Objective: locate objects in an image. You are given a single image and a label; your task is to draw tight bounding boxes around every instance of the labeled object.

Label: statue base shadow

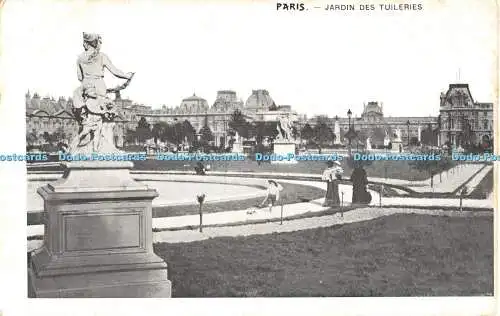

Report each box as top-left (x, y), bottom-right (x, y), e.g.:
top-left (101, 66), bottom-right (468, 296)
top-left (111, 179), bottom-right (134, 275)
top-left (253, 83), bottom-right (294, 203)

top-left (272, 141), bottom-right (297, 164)
top-left (28, 161), bottom-right (172, 298)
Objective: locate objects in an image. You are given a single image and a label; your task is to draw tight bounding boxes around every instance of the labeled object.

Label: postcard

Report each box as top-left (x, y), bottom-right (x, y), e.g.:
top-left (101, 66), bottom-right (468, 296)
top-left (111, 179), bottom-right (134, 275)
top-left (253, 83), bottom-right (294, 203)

top-left (0, 0), bottom-right (497, 315)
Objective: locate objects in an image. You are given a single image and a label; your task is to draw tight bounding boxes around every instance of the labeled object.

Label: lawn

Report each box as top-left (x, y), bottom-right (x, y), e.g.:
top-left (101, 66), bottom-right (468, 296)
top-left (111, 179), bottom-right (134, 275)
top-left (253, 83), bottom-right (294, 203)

top-left (154, 214), bottom-right (493, 297)
top-left (153, 182), bottom-right (325, 218)
top-left (133, 159), bottom-right (455, 181)
top-left (27, 154), bottom-right (460, 181)
top-left (27, 182), bottom-right (326, 226)
top-left (468, 169), bottom-right (493, 199)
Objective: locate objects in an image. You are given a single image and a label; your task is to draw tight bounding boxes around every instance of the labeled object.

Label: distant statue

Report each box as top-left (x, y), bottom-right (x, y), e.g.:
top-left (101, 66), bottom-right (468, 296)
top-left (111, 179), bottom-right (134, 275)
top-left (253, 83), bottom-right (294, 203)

top-left (383, 130), bottom-right (390, 146)
top-left (69, 32), bottom-right (134, 154)
top-left (276, 115), bottom-right (293, 141)
top-left (394, 129), bottom-right (402, 141)
top-left (234, 131), bottom-right (240, 142)
top-left (366, 137), bottom-right (372, 150)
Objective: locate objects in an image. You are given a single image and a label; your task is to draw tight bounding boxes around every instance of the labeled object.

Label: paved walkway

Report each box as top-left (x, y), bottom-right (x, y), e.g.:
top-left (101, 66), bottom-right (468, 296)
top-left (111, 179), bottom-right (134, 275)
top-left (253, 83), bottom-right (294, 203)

top-left (28, 163), bottom-right (486, 194)
top-left (27, 178), bottom-right (492, 239)
top-left (133, 163), bottom-right (485, 194)
top-left (152, 207), bottom-right (493, 244)
top-left (457, 165), bottom-right (493, 196)
top-left (27, 207), bottom-right (492, 252)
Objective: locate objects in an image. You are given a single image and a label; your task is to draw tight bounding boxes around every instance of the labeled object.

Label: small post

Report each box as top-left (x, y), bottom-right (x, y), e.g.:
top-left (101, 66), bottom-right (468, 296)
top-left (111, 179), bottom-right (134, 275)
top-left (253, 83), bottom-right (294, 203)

top-left (460, 186), bottom-right (467, 212)
top-left (197, 194), bottom-right (206, 232)
top-left (341, 191), bottom-right (344, 217)
top-left (280, 199), bottom-right (284, 225)
top-left (379, 184), bottom-right (383, 208)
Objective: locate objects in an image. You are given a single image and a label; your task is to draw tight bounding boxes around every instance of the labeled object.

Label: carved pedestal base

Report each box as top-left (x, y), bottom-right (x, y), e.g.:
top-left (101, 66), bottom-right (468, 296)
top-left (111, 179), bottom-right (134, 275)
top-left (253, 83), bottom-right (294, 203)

top-left (391, 141), bottom-right (404, 153)
top-left (28, 161), bottom-right (171, 298)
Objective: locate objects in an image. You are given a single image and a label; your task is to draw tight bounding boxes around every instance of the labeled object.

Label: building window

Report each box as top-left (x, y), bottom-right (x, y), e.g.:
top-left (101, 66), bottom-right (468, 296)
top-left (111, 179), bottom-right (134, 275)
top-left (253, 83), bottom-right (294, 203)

top-left (484, 120), bottom-right (488, 130)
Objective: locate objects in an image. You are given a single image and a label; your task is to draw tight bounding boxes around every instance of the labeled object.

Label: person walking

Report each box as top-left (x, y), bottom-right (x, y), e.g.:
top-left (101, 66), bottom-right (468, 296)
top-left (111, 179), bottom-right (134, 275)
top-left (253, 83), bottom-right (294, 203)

top-left (322, 160), bottom-right (341, 207)
top-left (259, 180), bottom-right (284, 213)
top-left (350, 162), bottom-right (370, 205)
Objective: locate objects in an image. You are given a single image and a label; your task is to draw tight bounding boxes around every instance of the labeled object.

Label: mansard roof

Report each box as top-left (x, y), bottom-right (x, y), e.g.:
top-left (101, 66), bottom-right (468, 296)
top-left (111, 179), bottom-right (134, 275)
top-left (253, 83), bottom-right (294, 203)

top-left (441, 83), bottom-right (474, 108)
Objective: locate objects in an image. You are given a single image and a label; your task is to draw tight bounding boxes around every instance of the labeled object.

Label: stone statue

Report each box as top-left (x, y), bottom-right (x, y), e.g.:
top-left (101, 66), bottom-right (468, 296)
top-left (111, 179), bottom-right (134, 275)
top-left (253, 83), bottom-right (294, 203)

top-left (366, 137), bottom-right (372, 150)
top-left (69, 33), bottom-right (134, 154)
top-left (394, 129), bottom-right (402, 141)
top-left (383, 129), bottom-right (390, 146)
top-left (276, 115), bottom-right (293, 141)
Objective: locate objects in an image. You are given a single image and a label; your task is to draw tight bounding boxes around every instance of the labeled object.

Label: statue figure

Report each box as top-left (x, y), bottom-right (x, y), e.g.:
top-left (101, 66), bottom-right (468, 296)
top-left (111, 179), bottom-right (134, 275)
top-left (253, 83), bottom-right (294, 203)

top-left (69, 32), bottom-right (134, 154)
top-left (366, 137), bottom-right (372, 150)
top-left (383, 129), bottom-right (390, 146)
top-left (276, 115), bottom-right (293, 141)
top-left (394, 128), bottom-right (402, 141)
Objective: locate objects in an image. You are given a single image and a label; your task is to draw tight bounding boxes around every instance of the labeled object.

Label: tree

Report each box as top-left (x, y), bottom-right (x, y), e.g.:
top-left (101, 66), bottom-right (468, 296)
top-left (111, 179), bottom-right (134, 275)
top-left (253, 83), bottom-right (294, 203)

top-left (182, 120), bottom-right (196, 144)
top-left (300, 123), bottom-right (314, 143)
top-left (408, 148), bottom-right (445, 188)
top-left (125, 129), bottom-right (136, 145)
top-left (26, 130), bottom-right (38, 149)
top-left (152, 121), bottom-right (173, 144)
top-left (409, 137), bottom-right (419, 146)
top-left (313, 118), bottom-right (333, 153)
top-left (199, 125), bottom-right (214, 145)
top-left (255, 121), bottom-right (277, 144)
top-left (136, 117), bottom-right (151, 143)
top-left (371, 127), bottom-right (386, 147)
top-left (229, 109), bottom-right (251, 139)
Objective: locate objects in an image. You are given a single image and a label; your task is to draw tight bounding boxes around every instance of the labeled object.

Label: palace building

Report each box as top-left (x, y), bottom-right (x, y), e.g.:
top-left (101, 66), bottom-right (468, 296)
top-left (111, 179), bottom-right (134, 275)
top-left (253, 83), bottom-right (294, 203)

top-left (301, 83), bottom-right (493, 148)
top-left (25, 83), bottom-right (492, 150)
top-left (438, 84), bottom-right (493, 147)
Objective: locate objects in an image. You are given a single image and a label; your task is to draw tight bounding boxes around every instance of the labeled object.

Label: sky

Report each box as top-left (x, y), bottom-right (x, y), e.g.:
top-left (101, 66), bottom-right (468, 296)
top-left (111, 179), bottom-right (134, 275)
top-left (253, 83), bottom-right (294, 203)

top-left (0, 0), bottom-right (497, 118)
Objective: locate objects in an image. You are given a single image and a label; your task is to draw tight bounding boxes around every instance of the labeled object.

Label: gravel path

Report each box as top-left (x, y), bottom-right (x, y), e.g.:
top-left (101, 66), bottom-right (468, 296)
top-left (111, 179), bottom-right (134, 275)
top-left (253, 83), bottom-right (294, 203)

top-left (153, 207), bottom-right (492, 244)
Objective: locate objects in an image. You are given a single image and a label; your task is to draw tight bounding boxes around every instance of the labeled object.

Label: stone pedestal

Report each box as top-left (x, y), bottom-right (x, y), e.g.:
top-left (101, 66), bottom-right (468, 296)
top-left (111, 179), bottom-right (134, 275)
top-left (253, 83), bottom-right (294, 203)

top-left (391, 140), bottom-right (403, 153)
top-left (232, 141), bottom-right (243, 153)
top-left (28, 161), bottom-right (172, 298)
top-left (272, 141), bottom-right (297, 164)
top-left (334, 121), bottom-right (342, 145)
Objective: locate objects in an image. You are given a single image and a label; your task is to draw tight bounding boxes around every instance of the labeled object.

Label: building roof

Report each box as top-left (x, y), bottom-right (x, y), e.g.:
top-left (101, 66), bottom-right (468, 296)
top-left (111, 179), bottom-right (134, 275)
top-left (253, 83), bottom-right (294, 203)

top-left (182, 93), bottom-right (207, 102)
top-left (362, 101), bottom-right (383, 116)
top-left (245, 89), bottom-right (275, 110)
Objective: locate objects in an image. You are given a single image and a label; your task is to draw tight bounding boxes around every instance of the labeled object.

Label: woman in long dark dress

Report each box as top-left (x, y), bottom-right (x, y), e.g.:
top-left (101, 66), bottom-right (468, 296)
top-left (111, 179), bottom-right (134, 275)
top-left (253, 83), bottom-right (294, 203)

top-left (322, 160), bottom-right (341, 207)
top-left (351, 162), bottom-right (369, 204)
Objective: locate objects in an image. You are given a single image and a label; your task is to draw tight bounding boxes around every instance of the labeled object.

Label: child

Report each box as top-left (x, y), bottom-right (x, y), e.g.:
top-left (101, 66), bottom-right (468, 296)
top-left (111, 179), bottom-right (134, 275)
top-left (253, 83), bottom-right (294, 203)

top-left (259, 180), bottom-right (284, 212)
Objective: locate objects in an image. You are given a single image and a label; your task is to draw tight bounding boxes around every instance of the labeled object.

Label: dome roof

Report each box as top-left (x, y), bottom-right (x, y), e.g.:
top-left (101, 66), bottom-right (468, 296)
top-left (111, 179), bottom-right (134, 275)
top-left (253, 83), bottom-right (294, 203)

top-left (182, 93), bottom-right (207, 102)
top-left (245, 89), bottom-right (275, 111)
top-left (180, 93), bottom-right (209, 113)
top-left (363, 101), bottom-right (383, 115)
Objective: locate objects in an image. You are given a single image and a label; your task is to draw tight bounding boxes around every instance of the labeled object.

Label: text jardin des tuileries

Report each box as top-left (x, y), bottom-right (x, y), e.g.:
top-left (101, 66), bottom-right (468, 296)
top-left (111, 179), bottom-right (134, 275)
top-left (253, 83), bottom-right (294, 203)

top-left (277, 2), bottom-right (424, 12)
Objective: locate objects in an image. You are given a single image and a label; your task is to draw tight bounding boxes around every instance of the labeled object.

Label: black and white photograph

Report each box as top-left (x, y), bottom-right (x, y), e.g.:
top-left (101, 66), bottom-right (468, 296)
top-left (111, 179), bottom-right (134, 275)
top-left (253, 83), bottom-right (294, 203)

top-left (0, 0), bottom-right (497, 315)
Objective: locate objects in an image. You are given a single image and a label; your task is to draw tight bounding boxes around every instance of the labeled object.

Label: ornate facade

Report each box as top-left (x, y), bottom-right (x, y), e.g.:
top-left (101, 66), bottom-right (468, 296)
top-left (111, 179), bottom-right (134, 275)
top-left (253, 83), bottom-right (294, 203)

top-left (26, 92), bottom-right (127, 148)
top-left (438, 84), bottom-right (493, 147)
top-left (25, 83), bottom-right (492, 151)
top-left (300, 84), bottom-right (493, 148)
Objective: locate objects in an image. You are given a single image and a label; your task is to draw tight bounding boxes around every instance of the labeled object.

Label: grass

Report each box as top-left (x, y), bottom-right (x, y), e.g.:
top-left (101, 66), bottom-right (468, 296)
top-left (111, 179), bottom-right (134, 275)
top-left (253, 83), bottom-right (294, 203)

top-left (153, 182), bottom-right (325, 218)
top-left (468, 169), bottom-right (493, 199)
top-left (28, 158), bottom-right (458, 181)
top-left (154, 214), bottom-right (493, 297)
top-left (133, 159), bottom-right (455, 181)
top-left (27, 182), bottom-right (326, 226)
top-left (367, 183), bottom-right (404, 197)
